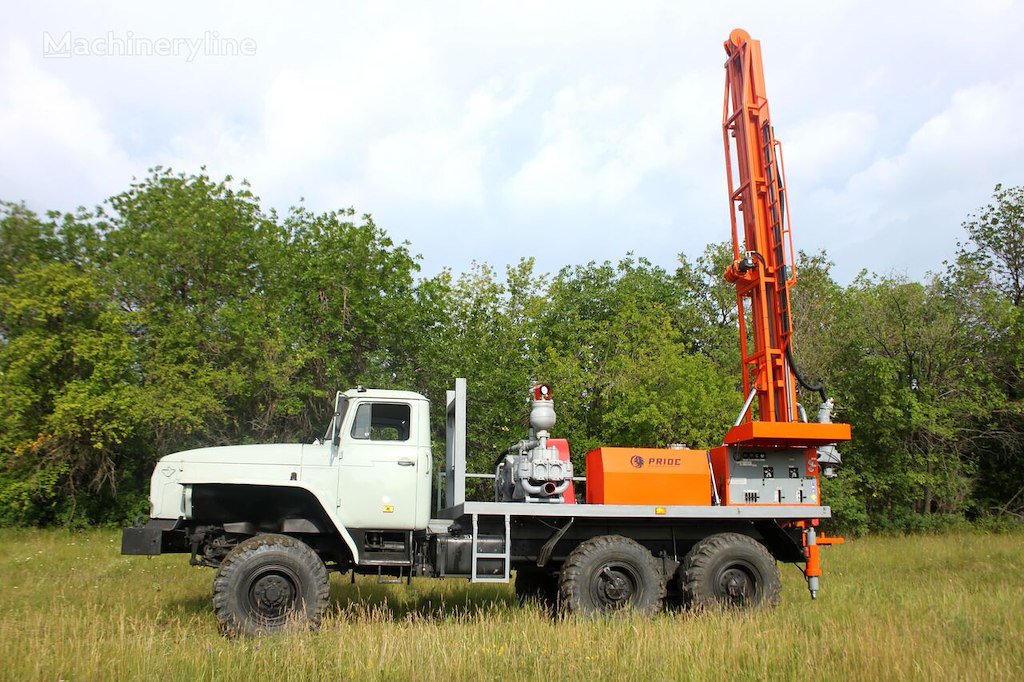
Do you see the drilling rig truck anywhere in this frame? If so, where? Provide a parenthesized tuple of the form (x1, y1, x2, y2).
(122, 28, 852, 636)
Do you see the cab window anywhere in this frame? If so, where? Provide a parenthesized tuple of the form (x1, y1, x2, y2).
(350, 403, 411, 441)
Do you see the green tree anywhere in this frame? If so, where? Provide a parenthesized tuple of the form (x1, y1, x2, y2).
(273, 205, 422, 436)
(952, 185, 1024, 516)
(2, 169, 427, 524)
(99, 169, 281, 454)
(0, 205, 143, 524)
(834, 273, 1003, 527)
(410, 260, 546, 492)
(788, 250, 847, 409)
(958, 184, 1024, 305)
(675, 241, 740, 369)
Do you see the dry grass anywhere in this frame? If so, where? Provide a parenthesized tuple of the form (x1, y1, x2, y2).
(1, 528, 1022, 681)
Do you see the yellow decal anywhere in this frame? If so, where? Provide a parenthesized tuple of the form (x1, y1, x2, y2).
(382, 504, 395, 513)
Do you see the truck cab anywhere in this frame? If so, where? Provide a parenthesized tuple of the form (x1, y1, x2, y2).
(315, 387, 432, 532)
(136, 387, 433, 569)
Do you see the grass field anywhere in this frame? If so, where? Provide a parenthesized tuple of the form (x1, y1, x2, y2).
(0, 529, 1022, 681)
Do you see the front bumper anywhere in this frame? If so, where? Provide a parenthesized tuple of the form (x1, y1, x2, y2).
(121, 518, 189, 555)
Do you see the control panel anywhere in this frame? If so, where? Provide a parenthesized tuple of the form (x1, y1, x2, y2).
(710, 446, 820, 506)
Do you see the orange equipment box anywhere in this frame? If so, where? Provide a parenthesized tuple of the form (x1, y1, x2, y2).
(585, 447, 712, 505)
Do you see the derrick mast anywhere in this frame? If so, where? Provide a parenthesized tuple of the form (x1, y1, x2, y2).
(719, 29, 849, 450)
(722, 28, 797, 424)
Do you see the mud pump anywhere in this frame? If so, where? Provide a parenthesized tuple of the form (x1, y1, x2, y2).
(495, 384, 574, 503)
(120, 29, 851, 634)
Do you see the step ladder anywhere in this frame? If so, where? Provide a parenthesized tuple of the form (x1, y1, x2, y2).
(470, 513, 510, 583)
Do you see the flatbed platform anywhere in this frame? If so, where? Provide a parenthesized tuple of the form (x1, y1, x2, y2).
(435, 500, 831, 520)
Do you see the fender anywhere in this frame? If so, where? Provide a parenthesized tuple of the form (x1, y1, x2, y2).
(179, 477, 362, 564)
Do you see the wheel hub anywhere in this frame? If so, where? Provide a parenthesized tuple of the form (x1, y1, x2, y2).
(596, 565, 637, 606)
(249, 570, 297, 618)
(718, 566, 754, 602)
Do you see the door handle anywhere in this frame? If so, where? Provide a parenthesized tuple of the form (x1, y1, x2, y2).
(397, 459, 415, 467)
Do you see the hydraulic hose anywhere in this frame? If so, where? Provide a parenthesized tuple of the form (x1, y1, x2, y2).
(786, 344, 827, 402)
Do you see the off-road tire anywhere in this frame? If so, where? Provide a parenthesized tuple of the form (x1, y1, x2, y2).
(679, 532, 781, 610)
(558, 535, 664, 616)
(211, 533, 330, 636)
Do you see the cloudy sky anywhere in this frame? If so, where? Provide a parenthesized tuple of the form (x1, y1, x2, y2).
(2, 1, 1022, 283)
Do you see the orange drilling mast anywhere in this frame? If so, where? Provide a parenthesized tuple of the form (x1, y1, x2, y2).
(723, 28, 797, 425)
(719, 28, 850, 451)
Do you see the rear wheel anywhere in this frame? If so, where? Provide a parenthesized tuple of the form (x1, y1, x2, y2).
(559, 535, 664, 616)
(679, 532, 781, 610)
(211, 533, 330, 636)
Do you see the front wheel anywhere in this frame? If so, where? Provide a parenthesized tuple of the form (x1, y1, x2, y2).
(211, 533, 330, 636)
(678, 532, 781, 610)
(558, 535, 664, 616)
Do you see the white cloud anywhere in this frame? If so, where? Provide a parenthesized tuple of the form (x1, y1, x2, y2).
(366, 129, 485, 207)
(786, 110, 878, 184)
(907, 82, 1022, 162)
(0, 42, 134, 209)
(796, 76, 1024, 280)
(160, 22, 524, 212)
(503, 69, 720, 213)
(502, 78, 641, 209)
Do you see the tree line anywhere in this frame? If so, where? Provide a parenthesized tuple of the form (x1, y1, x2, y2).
(2, 169, 1022, 532)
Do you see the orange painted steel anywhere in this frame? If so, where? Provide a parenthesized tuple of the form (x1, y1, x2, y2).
(804, 536, 822, 578)
(723, 421, 851, 448)
(815, 534, 845, 546)
(723, 28, 800, 424)
(585, 447, 712, 506)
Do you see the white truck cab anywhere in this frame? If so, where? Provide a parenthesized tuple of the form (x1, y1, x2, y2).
(314, 387, 432, 531)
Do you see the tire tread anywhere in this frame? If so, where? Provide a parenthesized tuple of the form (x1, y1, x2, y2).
(211, 533, 330, 636)
(559, 534, 665, 616)
(680, 532, 781, 610)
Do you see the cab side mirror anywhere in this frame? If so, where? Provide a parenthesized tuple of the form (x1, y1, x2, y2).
(330, 391, 348, 454)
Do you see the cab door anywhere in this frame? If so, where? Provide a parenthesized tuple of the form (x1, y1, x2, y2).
(336, 400, 420, 530)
